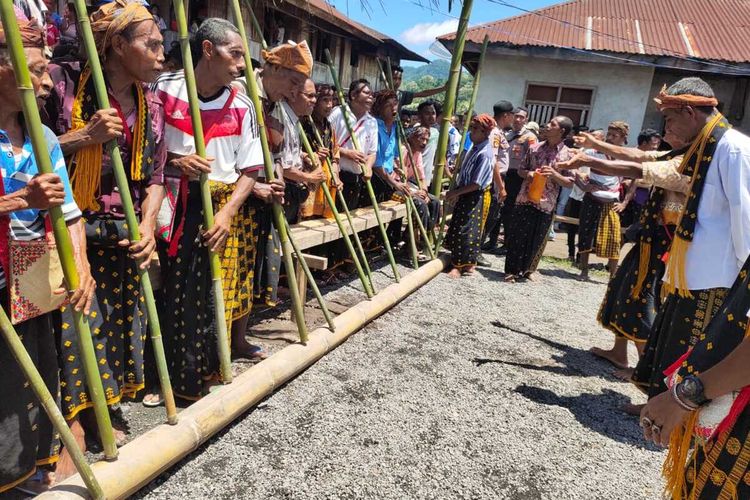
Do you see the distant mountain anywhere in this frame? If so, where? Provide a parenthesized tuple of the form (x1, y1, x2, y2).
(402, 60, 451, 83)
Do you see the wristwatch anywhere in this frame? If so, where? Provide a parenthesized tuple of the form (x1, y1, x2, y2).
(676, 375, 709, 408)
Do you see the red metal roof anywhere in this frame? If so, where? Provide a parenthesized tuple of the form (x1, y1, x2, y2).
(438, 0, 750, 64)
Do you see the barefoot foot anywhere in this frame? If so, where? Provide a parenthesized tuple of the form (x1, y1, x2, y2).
(590, 346, 629, 370)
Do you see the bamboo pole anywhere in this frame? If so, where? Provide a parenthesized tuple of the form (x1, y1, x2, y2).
(434, 35, 490, 252)
(228, 0, 309, 342)
(379, 58, 436, 261)
(0, 1, 118, 460)
(39, 257, 449, 500)
(282, 217, 335, 331)
(297, 122, 374, 297)
(169, 0, 235, 379)
(430, 0, 475, 198)
(70, 0, 177, 425)
(323, 49, 401, 282)
(0, 307, 104, 499)
(307, 122, 376, 294)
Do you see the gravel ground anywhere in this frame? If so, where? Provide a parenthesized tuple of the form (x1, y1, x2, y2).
(134, 251, 667, 500)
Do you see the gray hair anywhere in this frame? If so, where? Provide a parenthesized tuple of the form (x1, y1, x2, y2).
(666, 77, 715, 99)
(191, 18, 240, 63)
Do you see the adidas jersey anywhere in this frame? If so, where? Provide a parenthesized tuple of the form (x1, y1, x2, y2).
(154, 71, 263, 184)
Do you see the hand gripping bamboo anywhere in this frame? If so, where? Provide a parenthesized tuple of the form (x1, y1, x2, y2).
(170, 0, 234, 377)
(297, 121, 374, 297)
(228, 0, 309, 342)
(0, 1, 118, 460)
(0, 306, 104, 499)
(306, 121, 376, 295)
(434, 35, 490, 253)
(70, 0, 177, 425)
(323, 49, 401, 282)
(429, 0, 475, 199)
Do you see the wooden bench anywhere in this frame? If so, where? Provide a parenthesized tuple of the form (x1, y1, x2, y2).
(288, 200, 407, 322)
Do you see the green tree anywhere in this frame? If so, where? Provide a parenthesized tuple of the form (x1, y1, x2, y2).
(402, 70, 474, 119)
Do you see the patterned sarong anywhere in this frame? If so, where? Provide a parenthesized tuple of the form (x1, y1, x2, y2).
(505, 204, 554, 276)
(445, 189, 491, 269)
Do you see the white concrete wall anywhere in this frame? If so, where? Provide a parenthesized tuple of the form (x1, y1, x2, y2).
(475, 54, 655, 143)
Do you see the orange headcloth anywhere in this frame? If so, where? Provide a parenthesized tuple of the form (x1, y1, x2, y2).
(471, 113, 497, 133)
(262, 40, 313, 77)
(654, 84, 719, 111)
(0, 6, 45, 48)
(90, 0, 153, 56)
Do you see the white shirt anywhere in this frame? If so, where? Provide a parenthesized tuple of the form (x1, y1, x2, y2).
(328, 106, 377, 174)
(422, 125, 439, 185)
(155, 72, 263, 184)
(679, 128, 750, 290)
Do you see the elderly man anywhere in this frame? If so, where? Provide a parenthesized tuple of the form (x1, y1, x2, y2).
(606, 77, 750, 402)
(251, 40, 311, 307)
(0, 10, 94, 491)
(151, 18, 282, 402)
(42, 0, 167, 461)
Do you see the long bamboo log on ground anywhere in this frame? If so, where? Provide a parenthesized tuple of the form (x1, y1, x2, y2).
(434, 35, 490, 253)
(0, 1, 118, 460)
(70, 0, 177, 425)
(429, 0, 475, 199)
(38, 257, 449, 500)
(324, 49, 401, 282)
(0, 307, 104, 499)
(380, 58, 436, 261)
(307, 122, 377, 295)
(297, 122, 375, 297)
(169, 0, 234, 380)
(228, 0, 309, 342)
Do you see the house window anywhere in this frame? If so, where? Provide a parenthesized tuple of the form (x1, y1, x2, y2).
(524, 83, 595, 127)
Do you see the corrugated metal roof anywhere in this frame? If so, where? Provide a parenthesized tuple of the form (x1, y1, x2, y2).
(438, 0, 750, 63)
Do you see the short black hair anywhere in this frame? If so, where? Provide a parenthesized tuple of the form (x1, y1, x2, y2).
(513, 106, 528, 115)
(391, 64, 404, 74)
(493, 100, 514, 116)
(637, 128, 662, 146)
(191, 18, 240, 64)
(348, 79, 371, 100)
(417, 99, 438, 113)
(554, 115, 574, 138)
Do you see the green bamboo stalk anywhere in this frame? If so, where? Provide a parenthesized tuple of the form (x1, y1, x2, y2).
(324, 49, 401, 282)
(0, 307, 104, 499)
(434, 35, 489, 253)
(430, 0, 475, 198)
(229, 0, 309, 343)
(306, 122, 377, 295)
(170, 0, 234, 378)
(281, 217, 335, 331)
(297, 121, 374, 297)
(0, 1, 118, 461)
(70, 0, 177, 426)
(379, 58, 436, 261)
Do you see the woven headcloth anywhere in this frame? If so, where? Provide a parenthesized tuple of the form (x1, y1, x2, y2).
(654, 84, 718, 111)
(0, 6, 45, 48)
(90, 0, 153, 56)
(471, 113, 496, 133)
(608, 120, 630, 137)
(372, 89, 397, 117)
(262, 40, 313, 77)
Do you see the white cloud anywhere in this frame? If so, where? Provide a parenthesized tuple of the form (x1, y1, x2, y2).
(399, 20, 459, 45)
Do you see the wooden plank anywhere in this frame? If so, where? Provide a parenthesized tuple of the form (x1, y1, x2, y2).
(297, 253, 328, 271)
(554, 214, 579, 225)
(289, 200, 407, 250)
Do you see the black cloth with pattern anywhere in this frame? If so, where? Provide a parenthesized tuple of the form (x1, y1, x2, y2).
(674, 257, 750, 499)
(577, 194, 603, 253)
(598, 224, 674, 343)
(504, 204, 554, 277)
(631, 287, 728, 398)
(252, 201, 281, 307)
(0, 307, 60, 493)
(57, 216, 147, 420)
(445, 189, 491, 269)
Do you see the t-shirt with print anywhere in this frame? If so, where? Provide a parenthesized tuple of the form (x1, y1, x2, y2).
(328, 106, 378, 175)
(154, 70, 263, 184)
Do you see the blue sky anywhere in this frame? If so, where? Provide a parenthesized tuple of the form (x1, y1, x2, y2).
(327, 0, 558, 64)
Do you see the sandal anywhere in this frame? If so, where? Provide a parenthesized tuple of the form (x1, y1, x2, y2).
(142, 391, 164, 408)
